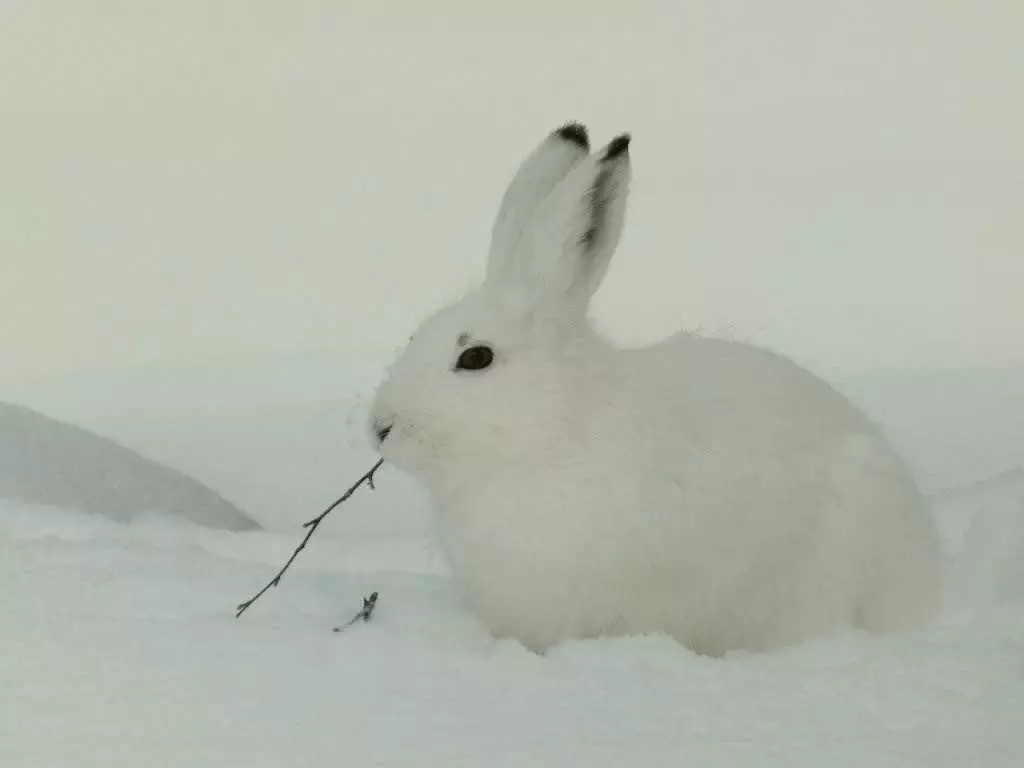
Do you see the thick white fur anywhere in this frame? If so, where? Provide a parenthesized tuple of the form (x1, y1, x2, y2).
(369, 124, 943, 656)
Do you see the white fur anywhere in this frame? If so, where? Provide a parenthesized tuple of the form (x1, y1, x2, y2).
(369, 124, 943, 656)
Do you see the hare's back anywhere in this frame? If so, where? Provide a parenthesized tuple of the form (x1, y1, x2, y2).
(630, 333, 872, 434)
(623, 332, 880, 451)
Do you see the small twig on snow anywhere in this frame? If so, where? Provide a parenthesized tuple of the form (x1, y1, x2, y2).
(333, 591, 379, 633)
(235, 458, 384, 619)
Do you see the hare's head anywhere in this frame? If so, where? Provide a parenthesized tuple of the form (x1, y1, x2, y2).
(369, 123, 632, 485)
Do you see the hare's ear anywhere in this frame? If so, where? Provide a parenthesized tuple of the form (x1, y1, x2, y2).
(487, 134, 632, 322)
(486, 123, 590, 285)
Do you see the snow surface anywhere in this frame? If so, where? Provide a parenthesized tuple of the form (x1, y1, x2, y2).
(2, 447, 1023, 766)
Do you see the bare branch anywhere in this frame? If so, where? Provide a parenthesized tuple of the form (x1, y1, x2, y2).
(333, 591, 379, 632)
(235, 458, 384, 618)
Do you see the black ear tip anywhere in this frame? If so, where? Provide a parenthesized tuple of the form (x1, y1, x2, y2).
(555, 122, 589, 150)
(603, 133, 631, 161)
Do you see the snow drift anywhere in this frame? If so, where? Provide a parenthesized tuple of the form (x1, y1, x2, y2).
(0, 401, 258, 531)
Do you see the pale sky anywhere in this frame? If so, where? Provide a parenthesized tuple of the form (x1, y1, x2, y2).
(3, 0, 1022, 387)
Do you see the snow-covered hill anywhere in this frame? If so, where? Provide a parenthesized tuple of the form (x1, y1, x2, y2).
(0, 401, 258, 531)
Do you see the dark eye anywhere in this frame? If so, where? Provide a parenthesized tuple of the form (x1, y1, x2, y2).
(454, 344, 494, 372)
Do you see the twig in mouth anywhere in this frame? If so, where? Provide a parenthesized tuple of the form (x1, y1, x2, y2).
(235, 458, 384, 618)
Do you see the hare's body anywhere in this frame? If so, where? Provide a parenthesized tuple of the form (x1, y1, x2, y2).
(370, 123, 942, 655)
(431, 329, 940, 654)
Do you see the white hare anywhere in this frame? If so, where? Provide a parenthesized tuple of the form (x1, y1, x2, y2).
(369, 122, 943, 656)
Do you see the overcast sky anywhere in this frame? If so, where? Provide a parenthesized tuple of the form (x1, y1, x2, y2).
(3, 1, 1021, 387)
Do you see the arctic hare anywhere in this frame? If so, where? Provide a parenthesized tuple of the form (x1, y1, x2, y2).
(369, 122, 942, 655)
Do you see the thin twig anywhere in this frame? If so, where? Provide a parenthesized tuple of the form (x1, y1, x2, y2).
(235, 458, 384, 618)
(333, 591, 379, 633)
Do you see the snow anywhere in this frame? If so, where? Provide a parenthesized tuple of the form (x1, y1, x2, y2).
(0, 401, 258, 531)
(2, 423, 1024, 766)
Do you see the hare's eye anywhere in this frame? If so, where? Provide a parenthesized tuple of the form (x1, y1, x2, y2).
(454, 345, 494, 372)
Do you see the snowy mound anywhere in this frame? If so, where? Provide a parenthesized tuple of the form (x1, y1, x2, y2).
(0, 401, 258, 531)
